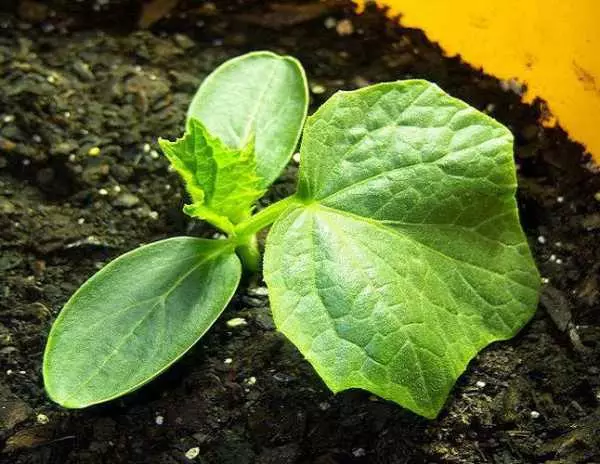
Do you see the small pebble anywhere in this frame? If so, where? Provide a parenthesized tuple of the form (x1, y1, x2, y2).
(557, 196, 564, 203)
(77, 218, 85, 225)
(33, 134, 42, 143)
(292, 152, 301, 164)
(537, 235, 546, 244)
(541, 277, 550, 284)
(549, 254, 557, 262)
(555, 258, 563, 265)
(149, 211, 159, 220)
(68, 154, 77, 162)
(98, 188, 108, 196)
(530, 410, 540, 419)
(224, 358, 233, 364)
(476, 380, 486, 388)
(226, 317, 247, 328)
(3, 114, 15, 123)
(594, 192, 600, 202)
(143, 143, 151, 153)
(150, 150, 160, 159)
(245, 376, 257, 386)
(88, 146, 101, 157)
(185, 447, 200, 460)
(155, 415, 164, 425)
(36, 413, 50, 424)
(319, 402, 330, 411)
(336, 19, 354, 36)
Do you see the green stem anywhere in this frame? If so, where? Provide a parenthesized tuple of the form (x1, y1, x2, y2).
(235, 234, 261, 274)
(234, 195, 300, 239)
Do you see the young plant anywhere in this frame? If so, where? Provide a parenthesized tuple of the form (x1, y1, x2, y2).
(43, 51, 540, 418)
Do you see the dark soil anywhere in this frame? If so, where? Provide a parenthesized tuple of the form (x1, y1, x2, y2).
(1, 1, 599, 463)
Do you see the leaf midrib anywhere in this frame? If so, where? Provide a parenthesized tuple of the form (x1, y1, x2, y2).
(239, 63, 280, 147)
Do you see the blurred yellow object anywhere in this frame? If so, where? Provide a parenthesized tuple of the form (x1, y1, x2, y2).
(356, 0, 600, 162)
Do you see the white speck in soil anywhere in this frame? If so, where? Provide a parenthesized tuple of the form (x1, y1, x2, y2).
(530, 410, 541, 419)
(224, 358, 233, 364)
(64, 111, 70, 118)
(594, 192, 600, 202)
(98, 188, 108, 196)
(352, 448, 366, 457)
(319, 402, 330, 411)
(324, 17, 336, 29)
(148, 211, 159, 220)
(226, 317, 247, 328)
(88, 147, 101, 157)
(150, 150, 160, 159)
(555, 241, 562, 247)
(245, 376, 257, 386)
(556, 258, 563, 264)
(549, 254, 557, 262)
(143, 143, 151, 153)
(22, 159, 30, 166)
(292, 152, 301, 164)
(476, 380, 486, 388)
(248, 286, 268, 297)
(537, 235, 546, 244)
(541, 277, 550, 284)
(113, 185, 121, 193)
(68, 154, 76, 162)
(185, 447, 200, 460)
(3, 114, 15, 123)
(311, 84, 326, 94)
(77, 218, 85, 225)
(36, 413, 50, 424)
(155, 415, 164, 425)
(557, 196, 564, 203)
(33, 134, 42, 143)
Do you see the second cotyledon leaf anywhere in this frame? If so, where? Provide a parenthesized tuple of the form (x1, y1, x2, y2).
(159, 118, 266, 234)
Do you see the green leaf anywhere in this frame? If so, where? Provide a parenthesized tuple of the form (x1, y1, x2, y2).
(159, 118, 266, 230)
(43, 237, 241, 408)
(187, 51, 309, 188)
(264, 80, 540, 418)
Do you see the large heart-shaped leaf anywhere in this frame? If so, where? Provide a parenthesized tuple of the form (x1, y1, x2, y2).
(187, 51, 308, 188)
(44, 237, 241, 408)
(264, 80, 540, 418)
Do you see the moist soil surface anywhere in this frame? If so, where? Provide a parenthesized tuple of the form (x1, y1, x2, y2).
(1, 1, 599, 463)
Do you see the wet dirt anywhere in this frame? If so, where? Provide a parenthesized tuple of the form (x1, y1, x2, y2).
(1, 1, 599, 463)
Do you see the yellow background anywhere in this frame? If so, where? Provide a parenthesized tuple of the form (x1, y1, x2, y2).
(357, 0, 600, 162)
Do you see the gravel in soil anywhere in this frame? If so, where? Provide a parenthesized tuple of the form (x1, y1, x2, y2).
(1, 1, 599, 463)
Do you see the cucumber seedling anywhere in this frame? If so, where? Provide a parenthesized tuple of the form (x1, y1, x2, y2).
(43, 51, 540, 418)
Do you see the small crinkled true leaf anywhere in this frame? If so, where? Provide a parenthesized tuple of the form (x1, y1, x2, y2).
(159, 118, 266, 229)
(43, 237, 241, 408)
(264, 80, 540, 418)
(187, 51, 309, 188)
